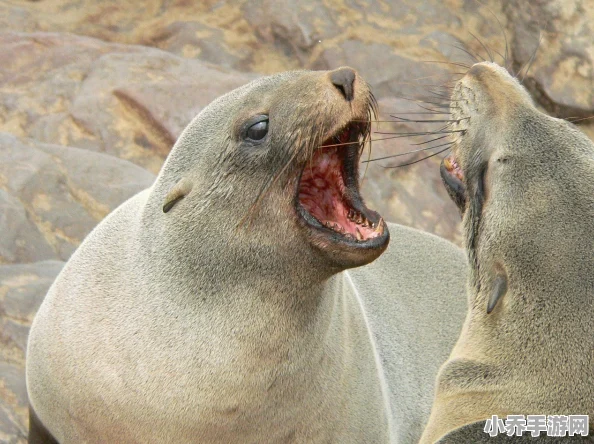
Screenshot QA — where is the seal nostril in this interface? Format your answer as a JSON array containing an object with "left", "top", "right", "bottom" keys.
[{"left": 330, "top": 68, "right": 356, "bottom": 101}]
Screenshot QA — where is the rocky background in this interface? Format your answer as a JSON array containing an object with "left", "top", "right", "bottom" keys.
[{"left": 0, "top": 0, "right": 592, "bottom": 442}]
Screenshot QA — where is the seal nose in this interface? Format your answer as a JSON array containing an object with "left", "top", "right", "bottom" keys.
[{"left": 330, "top": 67, "right": 356, "bottom": 101}]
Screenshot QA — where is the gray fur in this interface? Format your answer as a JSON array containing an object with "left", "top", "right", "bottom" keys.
[
  {"left": 421, "top": 62, "right": 594, "bottom": 442},
  {"left": 26, "top": 69, "right": 467, "bottom": 443}
]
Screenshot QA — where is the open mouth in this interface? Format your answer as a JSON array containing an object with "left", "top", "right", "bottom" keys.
[
  {"left": 441, "top": 152, "right": 467, "bottom": 211},
  {"left": 296, "top": 122, "right": 387, "bottom": 247}
]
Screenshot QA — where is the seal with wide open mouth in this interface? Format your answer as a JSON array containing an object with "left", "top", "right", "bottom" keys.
[{"left": 159, "top": 66, "right": 388, "bottom": 269}]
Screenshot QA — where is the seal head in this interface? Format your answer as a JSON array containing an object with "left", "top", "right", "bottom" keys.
[{"left": 155, "top": 67, "right": 388, "bottom": 272}]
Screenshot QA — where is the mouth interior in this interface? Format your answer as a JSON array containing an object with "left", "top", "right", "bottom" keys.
[
  {"left": 297, "top": 123, "right": 384, "bottom": 242},
  {"left": 443, "top": 153, "right": 464, "bottom": 182}
]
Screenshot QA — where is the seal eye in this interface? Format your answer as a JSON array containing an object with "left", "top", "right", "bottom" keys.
[{"left": 246, "top": 119, "right": 268, "bottom": 142}]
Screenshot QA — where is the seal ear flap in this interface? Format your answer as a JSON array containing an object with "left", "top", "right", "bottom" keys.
[
  {"left": 487, "top": 274, "right": 508, "bottom": 314},
  {"left": 163, "top": 178, "right": 193, "bottom": 213}
]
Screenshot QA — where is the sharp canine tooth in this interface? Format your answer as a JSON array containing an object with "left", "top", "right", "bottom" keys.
[
  {"left": 375, "top": 218, "right": 384, "bottom": 234},
  {"left": 356, "top": 228, "right": 363, "bottom": 241}
]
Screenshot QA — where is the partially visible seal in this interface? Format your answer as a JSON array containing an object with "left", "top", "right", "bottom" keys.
[
  {"left": 26, "top": 67, "right": 467, "bottom": 443},
  {"left": 421, "top": 62, "right": 594, "bottom": 443}
]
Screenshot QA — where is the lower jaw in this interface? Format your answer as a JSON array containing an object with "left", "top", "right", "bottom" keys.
[
  {"left": 440, "top": 158, "right": 467, "bottom": 213},
  {"left": 296, "top": 207, "right": 390, "bottom": 268}
]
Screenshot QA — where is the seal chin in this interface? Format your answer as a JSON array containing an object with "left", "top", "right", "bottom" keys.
[
  {"left": 296, "top": 121, "right": 389, "bottom": 266},
  {"left": 441, "top": 152, "right": 467, "bottom": 213}
]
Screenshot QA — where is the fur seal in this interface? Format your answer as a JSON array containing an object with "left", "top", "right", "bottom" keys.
[
  {"left": 26, "top": 67, "right": 467, "bottom": 443},
  {"left": 420, "top": 62, "right": 594, "bottom": 443}
]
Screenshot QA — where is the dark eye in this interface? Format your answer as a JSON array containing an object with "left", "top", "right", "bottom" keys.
[{"left": 246, "top": 120, "right": 268, "bottom": 141}]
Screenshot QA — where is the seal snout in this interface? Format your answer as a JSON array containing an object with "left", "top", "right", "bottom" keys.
[
  {"left": 461, "top": 62, "right": 534, "bottom": 113},
  {"left": 330, "top": 67, "right": 357, "bottom": 101}
]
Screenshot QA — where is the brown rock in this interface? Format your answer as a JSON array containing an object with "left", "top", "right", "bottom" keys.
[
  {"left": 0, "top": 33, "right": 257, "bottom": 173},
  {"left": 505, "top": 0, "right": 594, "bottom": 118},
  {"left": 0, "top": 133, "right": 155, "bottom": 263},
  {"left": 0, "top": 261, "right": 64, "bottom": 444}
]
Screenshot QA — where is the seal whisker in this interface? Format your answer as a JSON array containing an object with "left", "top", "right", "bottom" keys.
[
  {"left": 382, "top": 145, "right": 453, "bottom": 168},
  {"left": 320, "top": 140, "right": 365, "bottom": 148},
  {"left": 351, "top": 119, "right": 420, "bottom": 123},
  {"left": 567, "top": 115, "right": 594, "bottom": 123},
  {"left": 426, "top": 91, "right": 453, "bottom": 101},
  {"left": 362, "top": 104, "right": 374, "bottom": 178},
  {"left": 422, "top": 60, "right": 472, "bottom": 69},
  {"left": 362, "top": 142, "right": 454, "bottom": 164},
  {"left": 381, "top": 112, "right": 452, "bottom": 115},
  {"left": 417, "top": 103, "right": 455, "bottom": 113},
  {"left": 411, "top": 135, "right": 450, "bottom": 145},
  {"left": 468, "top": 31, "right": 493, "bottom": 62},
  {"left": 519, "top": 31, "right": 543, "bottom": 82},
  {"left": 372, "top": 130, "right": 464, "bottom": 138},
  {"left": 479, "top": 0, "right": 510, "bottom": 68},
  {"left": 377, "top": 122, "right": 453, "bottom": 133},
  {"left": 388, "top": 95, "right": 457, "bottom": 107},
  {"left": 390, "top": 116, "right": 467, "bottom": 123},
  {"left": 450, "top": 43, "right": 481, "bottom": 63}
]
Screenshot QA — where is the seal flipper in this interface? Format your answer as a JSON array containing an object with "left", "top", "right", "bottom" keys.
[
  {"left": 487, "top": 274, "right": 507, "bottom": 314},
  {"left": 163, "top": 178, "right": 193, "bottom": 213},
  {"left": 28, "top": 406, "right": 59, "bottom": 444}
]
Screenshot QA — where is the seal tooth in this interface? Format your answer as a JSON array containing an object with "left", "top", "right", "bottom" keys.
[
  {"left": 356, "top": 228, "right": 363, "bottom": 241},
  {"left": 375, "top": 218, "right": 384, "bottom": 234}
]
